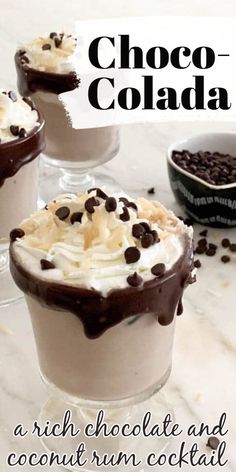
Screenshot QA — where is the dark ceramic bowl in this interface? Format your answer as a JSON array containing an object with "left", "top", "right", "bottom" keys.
[{"left": 167, "top": 133, "right": 236, "bottom": 228}]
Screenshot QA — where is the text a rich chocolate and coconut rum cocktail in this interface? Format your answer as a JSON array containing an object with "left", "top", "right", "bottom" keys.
[
  {"left": 0, "top": 89, "right": 45, "bottom": 306},
  {"left": 14, "top": 33, "right": 120, "bottom": 190},
  {"left": 10, "top": 189, "right": 194, "bottom": 403}
]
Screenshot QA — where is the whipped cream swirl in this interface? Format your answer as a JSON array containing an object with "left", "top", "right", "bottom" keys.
[
  {"left": 0, "top": 91, "right": 39, "bottom": 144},
  {"left": 12, "top": 190, "right": 192, "bottom": 296},
  {"left": 18, "top": 33, "right": 77, "bottom": 74}
]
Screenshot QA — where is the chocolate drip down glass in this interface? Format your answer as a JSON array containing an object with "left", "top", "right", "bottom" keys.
[{"left": 15, "top": 51, "right": 120, "bottom": 201}]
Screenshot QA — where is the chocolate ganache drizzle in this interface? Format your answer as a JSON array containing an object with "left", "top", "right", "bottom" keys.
[{"left": 9, "top": 190, "right": 194, "bottom": 338}]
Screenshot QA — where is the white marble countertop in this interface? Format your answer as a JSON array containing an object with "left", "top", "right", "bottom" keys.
[{"left": 1, "top": 1, "right": 236, "bottom": 471}]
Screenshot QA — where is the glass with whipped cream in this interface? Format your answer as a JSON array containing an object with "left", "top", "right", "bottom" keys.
[
  {"left": 10, "top": 189, "right": 194, "bottom": 402},
  {"left": 10, "top": 189, "right": 194, "bottom": 469},
  {"left": 0, "top": 89, "right": 45, "bottom": 307},
  {"left": 15, "top": 33, "right": 120, "bottom": 198}
]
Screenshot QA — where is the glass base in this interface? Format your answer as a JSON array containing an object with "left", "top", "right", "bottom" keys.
[
  {"left": 39, "top": 162, "right": 122, "bottom": 204},
  {"left": 0, "top": 250, "right": 23, "bottom": 308},
  {"left": 39, "top": 391, "right": 173, "bottom": 472}
]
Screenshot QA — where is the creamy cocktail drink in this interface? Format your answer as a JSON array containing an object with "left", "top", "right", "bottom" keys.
[
  {"left": 10, "top": 189, "right": 193, "bottom": 402},
  {"left": 15, "top": 33, "right": 119, "bottom": 170},
  {"left": 0, "top": 90, "right": 45, "bottom": 239}
]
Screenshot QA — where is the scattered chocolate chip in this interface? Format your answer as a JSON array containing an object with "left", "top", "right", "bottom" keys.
[
  {"left": 221, "top": 255, "right": 230, "bottom": 263},
  {"left": 195, "top": 245, "right": 206, "bottom": 255},
  {"left": 19, "top": 128, "right": 27, "bottom": 138},
  {"left": 198, "top": 238, "right": 208, "bottom": 247},
  {"left": 105, "top": 197, "right": 117, "bottom": 212},
  {"left": 55, "top": 206, "right": 70, "bottom": 220},
  {"left": 147, "top": 187, "right": 155, "bottom": 195},
  {"left": 151, "top": 263, "right": 166, "bottom": 277},
  {"left": 10, "top": 125, "right": 19, "bottom": 136},
  {"left": 40, "top": 259, "right": 56, "bottom": 270},
  {"left": 205, "top": 247, "right": 216, "bottom": 257},
  {"left": 70, "top": 212, "right": 83, "bottom": 224},
  {"left": 230, "top": 243, "right": 236, "bottom": 252},
  {"left": 208, "top": 243, "right": 217, "bottom": 250},
  {"left": 194, "top": 259, "right": 201, "bottom": 268},
  {"left": 140, "top": 222, "right": 150, "bottom": 233},
  {"left": 222, "top": 238, "right": 230, "bottom": 248},
  {"left": 124, "top": 247, "right": 141, "bottom": 264},
  {"left": 141, "top": 233, "right": 154, "bottom": 248},
  {"left": 132, "top": 224, "right": 145, "bottom": 239},
  {"left": 127, "top": 272, "right": 143, "bottom": 287},
  {"left": 85, "top": 197, "right": 100, "bottom": 214},
  {"left": 8, "top": 91, "right": 17, "bottom": 102},
  {"left": 199, "top": 229, "right": 208, "bottom": 237},
  {"left": 9, "top": 228, "right": 25, "bottom": 242},
  {"left": 42, "top": 43, "right": 51, "bottom": 50},
  {"left": 88, "top": 187, "right": 108, "bottom": 200},
  {"left": 49, "top": 32, "right": 57, "bottom": 39},
  {"left": 120, "top": 207, "right": 130, "bottom": 222},
  {"left": 54, "top": 36, "right": 62, "bottom": 48},
  {"left": 206, "top": 436, "right": 220, "bottom": 450}
]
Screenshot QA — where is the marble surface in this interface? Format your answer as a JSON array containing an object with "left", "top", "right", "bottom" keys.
[{"left": 1, "top": 1, "right": 236, "bottom": 471}]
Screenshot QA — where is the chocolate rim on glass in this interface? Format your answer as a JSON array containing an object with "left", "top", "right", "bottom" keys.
[
  {"left": 0, "top": 101, "right": 45, "bottom": 307},
  {"left": 15, "top": 35, "right": 120, "bottom": 199},
  {"left": 9, "top": 190, "right": 194, "bottom": 470}
]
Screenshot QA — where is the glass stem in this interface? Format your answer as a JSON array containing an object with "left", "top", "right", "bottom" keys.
[{"left": 59, "top": 169, "right": 95, "bottom": 193}]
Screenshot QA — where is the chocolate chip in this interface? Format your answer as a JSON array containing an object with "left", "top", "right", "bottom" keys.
[
  {"left": 184, "top": 217, "right": 194, "bottom": 227},
  {"left": 9, "top": 228, "right": 25, "bottom": 242},
  {"left": 42, "top": 43, "right": 51, "bottom": 50},
  {"left": 221, "top": 255, "right": 230, "bottom": 263},
  {"left": 151, "top": 263, "right": 166, "bottom": 277},
  {"left": 105, "top": 197, "right": 117, "bottom": 212},
  {"left": 147, "top": 187, "right": 155, "bottom": 195},
  {"left": 88, "top": 187, "right": 108, "bottom": 200},
  {"left": 19, "top": 128, "right": 27, "bottom": 138},
  {"left": 126, "top": 201, "right": 138, "bottom": 211},
  {"left": 208, "top": 243, "right": 217, "bottom": 250},
  {"left": 8, "top": 91, "right": 17, "bottom": 102},
  {"left": 132, "top": 224, "right": 145, "bottom": 239},
  {"left": 127, "top": 272, "right": 143, "bottom": 287},
  {"left": 124, "top": 247, "right": 141, "bottom": 264},
  {"left": 141, "top": 233, "right": 154, "bottom": 248},
  {"left": 70, "top": 212, "right": 83, "bottom": 224},
  {"left": 54, "top": 36, "right": 62, "bottom": 48},
  {"left": 40, "top": 259, "right": 56, "bottom": 270},
  {"left": 194, "top": 259, "right": 201, "bottom": 268},
  {"left": 49, "top": 32, "right": 57, "bottom": 39},
  {"left": 120, "top": 207, "right": 130, "bottom": 222},
  {"left": 205, "top": 248, "right": 216, "bottom": 256},
  {"left": 199, "top": 229, "right": 208, "bottom": 237},
  {"left": 150, "top": 230, "right": 160, "bottom": 243},
  {"left": 140, "top": 222, "right": 150, "bottom": 233},
  {"left": 230, "top": 243, "right": 236, "bottom": 252},
  {"left": 10, "top": 125, "right": 19, "bottom": 136},
  {"left": 85, "top": 197, "right": 100, "bottom": 214},
  {"left": 221, "top": 238, "right": 230, "bottom": 248},
  {"left": 206, "top": 436, "right": 220, "bottom": 450},
  {"left": 197, "top": 238, "right": 207, "bottom": 247},
  {"left": 55, "top": 206, "right": 70, "bottom": 220}
]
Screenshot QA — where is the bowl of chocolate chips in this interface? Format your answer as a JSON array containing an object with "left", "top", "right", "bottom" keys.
[{"left": 167, "top": 133, "right": 236, "bottom": 228}]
